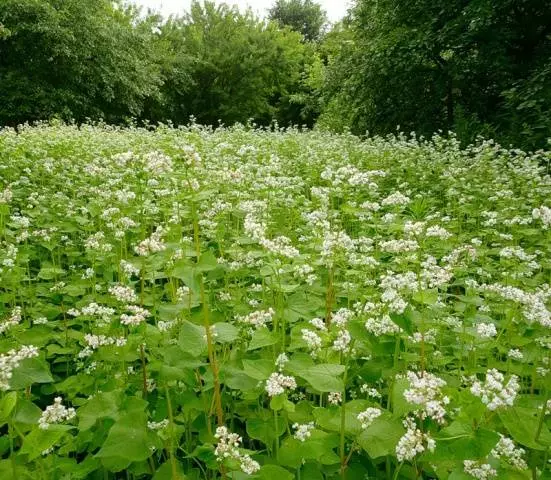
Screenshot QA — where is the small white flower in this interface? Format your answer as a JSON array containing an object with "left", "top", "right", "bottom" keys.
[
  {"left": 293, "top": 422, "right": 315, "bottom": 442},
  {"left": 357, "top": 407, "right": 382, "bottom": 429}
]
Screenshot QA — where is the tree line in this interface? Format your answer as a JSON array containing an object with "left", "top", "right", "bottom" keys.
[{"left": 1, "top": 0, "right": 550, "bottom": 149}]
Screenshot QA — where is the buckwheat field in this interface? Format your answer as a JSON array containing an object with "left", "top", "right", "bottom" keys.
[{"left": 0, "top": 123, "right": 550, "bottom": 480}]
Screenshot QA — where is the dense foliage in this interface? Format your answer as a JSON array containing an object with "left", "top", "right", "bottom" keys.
[
  {"left": 0, "top": 0, "right": 162, "bottom": 125},
  {"left": 150, "top": 3, "right": 306, "bottom": 127},
  {"left": 0, "top": 0, "right": 313, "bottom": 128},
  {"left": 1, "top": 0, "right": 550, "bottom": 147},
  {"left": 0, "top": 124, "right": 550, "bottom": 479},
  {"left": 268, "top": 0, "right": 328, "bottom": 42},
  {"left": 324, "top": 0, "right": 551, "bottom": 149}
]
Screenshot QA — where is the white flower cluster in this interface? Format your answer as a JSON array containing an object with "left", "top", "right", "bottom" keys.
[
  {"left": 365, "top": 315, "right": 402, "bottom": 337},
  {"left": 143, "top": 151, "right": 173, "bottom": 175},
  {"left": 275, "top": 353, "right": 289, "bottom": 371},
  {"left": 214, "top": 426, "right": 260, "bottom": 475},
  {"left": 147, "top": 419, "right": 169, "bottom": 431},
  {"left": 379, "top": 239, "right": 419, "bottom": 253},
  {"left": 381, "top": 191, "right": 410, "bottom": 207},
  {"left": 469, "top": 369, "right": 520, "bottom": 410},
  {"left": 120, "top": 305, "right": 150, "bottom": 326},
  {"left": 108, "top": 284, "right": 138, "bottom": 303},
  {"left": 79, "top": 303, "right": 116, "bottom": 326},
  {"left": 532, "top": 205, "right": 551, "bottom": 229},
  {"left": 476, "top": 323, "right": 497, "bottom": 339},
  {"left": 134, "top": 227, "right": 166, "bottom": 256},
  {"left": 79, "top": 334, "right": 127, "bottom": 358},
  {"left": 332, "top": 329, "right": 352, "bottom": 354},
  {"left": 490, "top": 434, "right": 527, "bottom": 470},
  {"left": 293, "top": 422, "right": 315, "bottom": 442},
  {"left": 357, "top": 407, "right": 382, "bottom": 429},
  {"left": 177, "top": 286, "right": 191, "bottom": 302},
  {"left": 1, "top": 243, "right": 17, "bottom": 270},
  {"left": 395, "top": 417, "right": 436, "bottom": 462},
  {"left": 499, "top": 246, "right": 536, "bottom": 262},
  {"left": 320, "top": 230, "right": 355, "bottom": 266},
  {"left": 463, "top": 460, "right": 497, "bottom": 479},
  {"left": 507, "top": 348, "right": 523, "bottom": 360},
  {"left": 0, "top": 345, "right": 39, "bottom": 391},
  {"left": 120, "top": 259, "right": 140, "bottom": 277},
  {"left": 0, "top": 185, "right": 13, "bottom": 204},
  {"left": 360, "top": 385, "right": 381, "bottom": 399},
  {"left": 265, "top": 372, "right": 297, "bottom": 397},
  {"left": 481, "top": 283, "right": 551, "bottom": 328},
  {"left": 259, "top": 235, "right": 299, "bottom": 258},
  {"left": 84, "top": 231, "right": 112, "bottom": 253},
  {"left": 309, "top": 317, "right": 327, "bottom": 331},
  {"left": 328, "top": 392, "right": 342, "bottom": 405},
  {"left": 0, "top": 306, "right": 22, "bottom": 335},
  {"left": 38, "top": 397, "right": 76, "bottom": 429},
  {"left": 237, "top": 308, "right": 275, "bottom": 329},
  {"left": 425, "top": 225, "right": 452, "bottom": 240},
  {"left": 301, "top": 329, "right": 322, "bottom": 357},
  {"left": 403, "top": 371, "right": 449, "bottom": 424}
]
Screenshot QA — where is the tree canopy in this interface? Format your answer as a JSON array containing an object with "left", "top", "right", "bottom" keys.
[{"left": 268, "top": 0, "right": 328, "bottom": 42}]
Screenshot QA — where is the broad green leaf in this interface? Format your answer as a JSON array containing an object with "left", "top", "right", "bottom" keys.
[
  {"left": 0, "top": 392, "right": 17, "bottom": 423},
  {"left": 258, "top": 465, "right": 293, "bottom": 480},
  {"left": 152, "top": 460, "right": 187, "bottom": 480},
  {"left": 242, "top": 359, "right": 273, "bottom": 381},
  {"left": 213, "top": 322, "right": 239, "bottom": 343},
  {"left": 179, "top": 320, "right": 207, "bottom": 358},
  {"left": 248, "top": 329, "right": 279, "bottom": 350},
  {"left": 20, "top": 425, "right": 73, "bottom": 460},
  {"left": 357, "top": 417, "right": 405, "bottom": 458},
  {"left": 247, "top": 417, "right": 286, "bottom": 445},
  {"left": 78, "top": 390, "right": 121, "bottom": 430},
  {"left": 299, "top": 364, "right": 345, "bottom": 392},
  {"left": 9, "top": 358, "right": 53, "bottom": 390},
  {"left": 499, "top": 407, "right": 551, "bottom": 450},
  {"left": 95, "top": 412, "right": 153, "bottom": 471}
]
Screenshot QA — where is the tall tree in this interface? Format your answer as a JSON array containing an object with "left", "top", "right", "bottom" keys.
[
  {"left": 0, "top": 0, "right": 162, "bottom": 125},
  {"left": 268, "top": 0, "right": 328, "bottom": 42},
  {"left": 322, "top": 0, "right": 551, "bottom": 148},
  {"left": 151, "top": 1, "right": 306, "bottom": 126}
]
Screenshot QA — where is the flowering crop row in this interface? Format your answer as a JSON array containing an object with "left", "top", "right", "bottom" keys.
[{"left": 0, "top": 123, "right": 550, "bottom": 479}]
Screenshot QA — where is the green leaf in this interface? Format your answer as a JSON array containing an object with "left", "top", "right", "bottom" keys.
[
  {"left": 20, "top": 425, "right": 73, "bottom": 460},
  {"left": 242, "top": 359, "right": 273, "bottom": 381},
  {"left": 179, "top": 320, "right": 207, "bottom": 358},
  {"left": 0, "top": 392, "right": 17, "bottom": 423},
  {"left": 428, "top": 423, "right": 499, "bottom": 461},
  {"left": 313, "top": 400, "right": 371, "bottom": 436},
  {"left": 152, "top": 461, "right": 187, "bottom": 480},
  {"left": 95, "top": 412, "right": 153, "bottom": 471},
  {"left": 248, "top": 329, "right": 279, "bottom": 350},
  {"left": 37, "top": 267, "right": 66, "bottom": 280},
  {"left": 299, "top": 364, "right": 345, "bottom": 392},
  {"left": 258, "top": 465, "right": 293, "bottom": 480},
  {"left": 247, "top": 417, "right": 286, "bottom": 445},
  {"left": 78, "top": 391, "right": 121, "bottom": 430},
  {"left": 391, "top": 376, "right": 412, "bottom": 416},
  {"left": 499, "top": 407, "right": 551, "bottom": 450},
  {"left": 213, "top": 322, "right": 239, "bottom": 343},
  {"left": 196, "top": 251, "right": 219, "bottom": 272},
  {"left": 9, "top": 358, "right": 53, "bottom": 390},
  {"left": 357, "top": 417, "right": 404, "bottom": 458}
]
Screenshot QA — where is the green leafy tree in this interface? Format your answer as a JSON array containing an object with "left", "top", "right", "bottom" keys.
[
  {"left": 0, "top": 0, "right": 162, "bottom": 125},
  {"left": 268, "top": 0, "right": 328, "bottom": 42},
  {"left": 322, "top": 0, "right": 551, "bottom": 148},
  {"left": 152, "top": 1, "right": 306, "bottom": 126}
]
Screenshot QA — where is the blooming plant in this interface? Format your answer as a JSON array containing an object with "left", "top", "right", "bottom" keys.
[{"left": 0, "top": 123, "right": 549, "bottom": 479}]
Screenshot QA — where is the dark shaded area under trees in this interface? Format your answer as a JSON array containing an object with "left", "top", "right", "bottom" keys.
[{"left": 0, "top": 0, "right": 550, "bottom": 150}]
